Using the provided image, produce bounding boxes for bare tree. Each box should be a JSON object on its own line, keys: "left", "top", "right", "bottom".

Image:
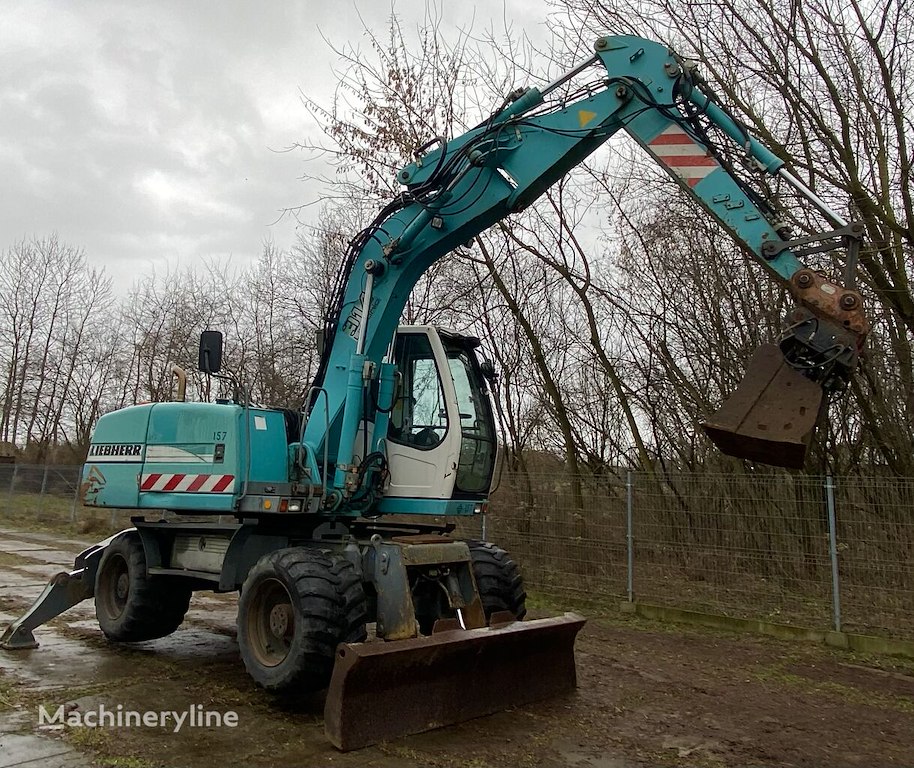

{"left": 554, "top": 0, "right": 914, "bottom": 471}
{"left": 0, "top": 236, "right": 114, "bottom": 460}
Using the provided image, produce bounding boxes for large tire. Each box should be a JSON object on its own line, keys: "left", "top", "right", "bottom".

{"left": 467, "top": 540, "right": 527, "bottom": 621}
{"left": 95, "top": 532, "right": 192, "bottom": 642}
{"left": 237, "top": 548, "right": 367, "bottom": 692}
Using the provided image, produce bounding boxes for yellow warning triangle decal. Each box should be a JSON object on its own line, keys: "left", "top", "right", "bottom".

{"left": 578, "top": 109, "right": 598, "bottom": 127}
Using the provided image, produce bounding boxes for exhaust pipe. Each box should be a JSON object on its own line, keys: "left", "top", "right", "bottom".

{"left": 171, "top": 364, "right": 188, "bottom": 402}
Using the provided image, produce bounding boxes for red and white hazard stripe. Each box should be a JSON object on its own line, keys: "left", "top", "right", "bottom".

{"left": 647, "top": 125, "right": 717, "bottom": 187}
{"left": 140, "top": 473, "right": 235, "bottom": 493}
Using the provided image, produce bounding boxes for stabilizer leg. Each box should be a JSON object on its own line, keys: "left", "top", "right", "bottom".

{"left": 0, "top": 530, "right": 129, "bottom": 650}
{"left": 0, "top": 569, "right": 93, "bottom": 649}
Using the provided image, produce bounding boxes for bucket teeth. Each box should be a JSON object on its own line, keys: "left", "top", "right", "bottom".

{"left": 324, "top": 613, "right": 586, "bottom": 751}
{"left": 702, "top": 344, "right": 824, "bottom": 469}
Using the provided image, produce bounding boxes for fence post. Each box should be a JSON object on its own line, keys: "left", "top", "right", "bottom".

{"left": 825, "top": 474, "right": 842, "bottom": 632}
{"left": 70, "top": 467, "right": 81, "bottom": 523}
{"left": 626, "top": 470, "right": 634, "bottom": 603}
{"left": 37, "top": 464, "right": 49, "bottom": 516}
{"left": 6, "top": 463, "right": 18, "bottom": 512}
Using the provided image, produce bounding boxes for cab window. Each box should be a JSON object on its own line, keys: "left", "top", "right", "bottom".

{"left": 389, "top": 334, "right": 448, "bottom": 449}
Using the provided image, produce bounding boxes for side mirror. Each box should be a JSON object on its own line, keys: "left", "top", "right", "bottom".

{"left": 198, "top": 330, "right": 224, "bottom": 374}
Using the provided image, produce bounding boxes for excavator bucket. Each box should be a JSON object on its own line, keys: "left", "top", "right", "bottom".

{"left": 701, "top": 344, "right": 823, "bottom": 469}
{"left": 324, "top": 612, "right": 586, "bottom": 751}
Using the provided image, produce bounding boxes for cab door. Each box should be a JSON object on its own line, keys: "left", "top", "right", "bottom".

{"left": 385, "top": 329, "right": 460, "bottom": 498}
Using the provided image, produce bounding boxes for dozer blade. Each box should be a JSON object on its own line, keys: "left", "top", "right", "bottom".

{"left": 701, "top": 343, "right": 823, "bottom": 469}
{"left": 324, "top": 612, "right": 586, "bottom": 751}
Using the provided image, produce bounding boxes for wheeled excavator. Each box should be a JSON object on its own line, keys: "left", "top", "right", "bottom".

{"left": 1, "top": 35, "right": 868, "bottom": 749}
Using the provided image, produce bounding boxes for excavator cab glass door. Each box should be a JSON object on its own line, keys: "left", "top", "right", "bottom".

{"left": 385, "top": 328, "right": 497, "bottom": 500}
{"left": 389, "top": 333, "right": 448, "bottom": 449}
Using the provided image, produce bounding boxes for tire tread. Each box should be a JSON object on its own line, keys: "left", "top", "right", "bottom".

{"left": 466, "top": 540, "right": 527, "bottom": 620}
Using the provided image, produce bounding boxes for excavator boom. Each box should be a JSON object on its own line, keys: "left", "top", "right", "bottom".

{"left": 310, "top": 35, "right": 867, "bottom": 478}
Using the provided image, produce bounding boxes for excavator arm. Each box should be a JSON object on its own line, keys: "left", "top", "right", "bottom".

{"left": 308, "top": 34, "right": 867, "bottom": 486}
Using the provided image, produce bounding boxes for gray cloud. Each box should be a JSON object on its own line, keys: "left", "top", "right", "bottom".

{"left": 1, "top": 1, "right": 551, "bottom": 292}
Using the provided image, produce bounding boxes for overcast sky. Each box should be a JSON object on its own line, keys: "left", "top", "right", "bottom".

{"left": 1, "top": 0, "right": 552, "bottom": 293}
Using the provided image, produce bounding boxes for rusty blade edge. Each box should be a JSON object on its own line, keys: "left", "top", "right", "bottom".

{"left": 337, "top": 612, "right": 585, "bottom": 659}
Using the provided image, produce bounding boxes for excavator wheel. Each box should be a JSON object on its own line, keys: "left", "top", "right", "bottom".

{"left": 467, "top": 540, "right": 527, "bottom": 621}
{"left": 237, "top": 548, "right": 367, "bottom": 692}
{"left": 95, "top": 532, "right": 191, "bottom": 642}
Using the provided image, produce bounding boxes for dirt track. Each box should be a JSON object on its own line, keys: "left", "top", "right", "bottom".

{"left": 1, "top": 526, "right": 912, "bottom": 768}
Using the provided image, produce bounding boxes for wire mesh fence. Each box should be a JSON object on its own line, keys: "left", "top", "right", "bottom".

{"left": 1, "top": 463, "right": 912, "bottom": 640}
{"left": 830, "top": 475, "right": 914, "bottom": 638}
{"left": 626, "top": 472, "right": 835, "bottom": 630}
{"left": 483, "top": 469, "right": 914, "bottom": 640}
{"left": 476, "top": 471, "right": 630, "bottom": 600}
{"left": 0, "top": 463, "right": 137, "bottom": 533}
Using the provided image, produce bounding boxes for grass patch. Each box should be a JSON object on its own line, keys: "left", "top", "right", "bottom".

{"left": 0, "top": 550, "right": 48, "bottom": 568}
{"left": 0, "top": 492, "right": 126, "bottom": 540}
{"left": 526, "top": 589, "right": 753, "bottom": 642}
{"left": 526, "top": 588, "right": 626, "bottom": 617}
{"left": 841, "top": 648, "right": 914, "bottom": 676}
{"left": 0, "top": 670, "right": 20, "bottom": 711}
{"left": 99, "top": 758, "right": 156, "bottom": 768}
{"left": 754, "top": 659, "right": 914, "bottom": 713}
{"left": 67, "top": 725, "right": 115, "bottom": 750}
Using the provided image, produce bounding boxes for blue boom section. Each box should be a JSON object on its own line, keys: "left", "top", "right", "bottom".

{"left": 305, "top": 34, "right": 807, "bottom": 481}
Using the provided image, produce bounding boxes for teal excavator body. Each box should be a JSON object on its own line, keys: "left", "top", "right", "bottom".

{"left": 82, "top": 402, "right": 299, "bottom": 513}
{"left": 4, "top": 34, "right": 868, "bottom": 751}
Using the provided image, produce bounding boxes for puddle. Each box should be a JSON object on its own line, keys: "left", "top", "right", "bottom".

{"left": 0, "top": 732, "right": 90, "bottom": 768}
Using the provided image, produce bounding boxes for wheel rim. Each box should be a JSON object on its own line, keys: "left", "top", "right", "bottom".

{"left": 98, "top": 553, "right": 129, "bottom": 620}
{"left": 246, "top": 577, "right": 295, "bottom": 667}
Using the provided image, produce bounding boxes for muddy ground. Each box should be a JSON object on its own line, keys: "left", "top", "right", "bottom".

{"left": 0, "top": 526, "right": 912, "bottom": 768}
